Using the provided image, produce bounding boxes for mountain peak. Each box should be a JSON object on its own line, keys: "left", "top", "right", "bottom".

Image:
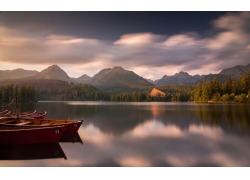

{"left": 111, "top": 66, "right": 124, "bottom": 71}
{"left": 91, "top": 66, "right": 153, "bottom": 92}
{"left": 174, "top": 71, "right": 190, "bottom": 77}
{"left": 47, "top": 64, "right": 61, "bottom": 69}
{"left": 79, "top": 74, "right": 90, "bottom": 78}
{"left": 34, "top": 65, "right": 70, "bottom": 81}
{"left": 156, "top": 71, "right": 202, "bottom": 85}
{"left": 113, "top": 66, "right": 123, "bottom": 69}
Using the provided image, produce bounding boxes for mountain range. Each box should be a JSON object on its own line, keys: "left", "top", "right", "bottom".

{"left": 152, "top": 71, "right": 205, "bottom": 85}
{"left": 0, "top": 63, "right": 249, "bottom": 93}
{"left": 0, "top": 68, "right": 38, "bottom": 80}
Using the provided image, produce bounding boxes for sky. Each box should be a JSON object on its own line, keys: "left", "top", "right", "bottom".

{"left": 1, "top": 10, "right": 250, "bottom": 80}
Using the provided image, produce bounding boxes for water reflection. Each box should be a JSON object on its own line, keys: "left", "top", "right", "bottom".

{"left": 4, "top": 101, "right": 250, "bottom": 166}
{"left": 194, "top": 104, "right": 250, "bottom": 133}
{"left": 0, "top": 132, "right": 83, "bottom": 162}
{"left": 59, "top": 132, "right": 83, "bottom": 144}
{"left": 0, "top": 143, "right": 66, "bottom": 160}
{"left": 78, "top": 120, "right": 250, "bottom": 166}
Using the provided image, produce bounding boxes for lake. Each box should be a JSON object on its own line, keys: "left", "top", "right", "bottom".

{"left": 1, "top": 101, "right": 250, "bottom": 167}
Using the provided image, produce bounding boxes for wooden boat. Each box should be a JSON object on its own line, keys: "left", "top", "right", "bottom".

{"left": 0, "top": 117, "right": 83, "bottom": 132}
{"left": 0, "top": 110, "right": 11, "bottom": 117}
{"left": 0, "top": 109, "right": 9, "bottom": 115}
{"left": 0, "top": 142, "right": 67, "bottom": 160}
{"left": 0, "top": 125, "right": 66, "bottom": 144}
{"left": 20, "top": 110, "right": 37, "bottom": 116}
{"left": 4, "top": 110, "right": 46, "bottom": 119}
{"left": 25, "top": 111, "right": 47, "bottom": 120}
{"left": 5, "top": 110, "right": 37, "bottom": 118}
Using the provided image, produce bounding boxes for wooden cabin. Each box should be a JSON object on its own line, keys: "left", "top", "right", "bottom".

{"left": 150, "top": 88, "right": 165, "bottom": 97}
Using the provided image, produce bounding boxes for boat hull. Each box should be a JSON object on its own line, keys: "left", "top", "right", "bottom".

{"left": 25, "top": 111, "right": 47, "bottom": 120}
{"left": 0, "top": 118, "right": 83, "bottom": 132}
{"left": 0, "top": 126, "right": 66, "bottom": 145}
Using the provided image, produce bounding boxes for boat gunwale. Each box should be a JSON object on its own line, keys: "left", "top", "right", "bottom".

{"left": 0, "top": 125, "right": 66, "bottom": 132}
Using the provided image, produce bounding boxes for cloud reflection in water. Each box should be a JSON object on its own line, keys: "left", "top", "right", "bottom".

{"left": 72, "top": 119, "right": 250, "bottom": 167}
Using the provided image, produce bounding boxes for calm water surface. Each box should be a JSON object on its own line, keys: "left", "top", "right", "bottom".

{"left": 1, "top": 101, "right": 250, "bottom": 167}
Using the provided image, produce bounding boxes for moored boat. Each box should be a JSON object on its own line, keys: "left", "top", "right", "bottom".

{"left": 3, "top": 110, "right": 47, "bottom": 119}
{"left": 4, "top": 110, "right": 37, "bottom": 118}
{"left": 0, "top": 109, "right": 9, "bottom": 115}
{"left": 0, "top": 125, "right": 66, "bottom": 144}
{"left": 0, "top": 117, "right": 83, "bottom": 132}
{"left": 0, "top": 110, "right": 11, "bottom": 117}
{"left": 25, "top": 111, "right": 47, "bottom": 120}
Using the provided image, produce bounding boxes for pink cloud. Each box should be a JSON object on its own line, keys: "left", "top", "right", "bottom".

{"left": 113, "top": 32, "right": 164, "bottom": 45}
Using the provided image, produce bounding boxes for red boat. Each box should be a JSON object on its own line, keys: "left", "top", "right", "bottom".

{"left": 5, "top": 110, "right": 37, "bottom": 118}
{"left": 0, "top": 117, "right": 83, "bottom": 132}
{"left": 0, "top": 110, "right": 11, "bottom": 117}
{"left": 4, "top": 110, "right": 47, "bottom": 120}
{"left": 0, "top": 125, "right": 66, "bottom": 144}
{"left": 0, "top": 109, "right": 9, "bottom": 115}
{"left": 26, "top": 111, "right": 47, "bottom": 120}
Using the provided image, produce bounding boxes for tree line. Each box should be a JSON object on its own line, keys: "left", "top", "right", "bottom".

{"left": 1, "top": 71, "right": 249, "bottom": 103}
{"left": 0, "top": 83, "right": 36, "bottom": 102}
{"left": 194, "top": 70, "right": 250, "bottom": 103}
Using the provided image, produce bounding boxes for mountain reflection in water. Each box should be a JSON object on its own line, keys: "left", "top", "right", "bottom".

{"left": 1, "top": 102, "right": 250, "bottom": 166}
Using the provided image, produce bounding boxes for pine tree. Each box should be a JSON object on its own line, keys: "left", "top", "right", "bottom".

{"left": 239, "top": 76, "right": 248, "bottom": 94}
{"left": 201, "top": 79, "right": 209, "bottom": 102}
{"left": 194, "top": 82, "right": 202, "bottom": 101}
{"left": 223, "top": 75, "right": 233, "bottom": 94}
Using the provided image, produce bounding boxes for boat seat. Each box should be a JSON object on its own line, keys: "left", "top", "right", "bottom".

{"left": 0, "top": 120, "right": 16, "bottom": 124}
{"left": 16, "top": 121, "right": 32, "bottom": 126}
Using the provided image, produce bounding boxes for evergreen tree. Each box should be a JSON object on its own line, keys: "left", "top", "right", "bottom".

{"left": 209, "top": 77, "right": 221, "bottom": 98}
{"left": 194, "top": 82, "right": 202, "bottom": 101}
{"left": 238, "top": 76, "right": 248, "bottom": 94}
{"left": 201, "top": 79, "right": 209, "bottom": 102}
{"left": 223, "top": 75, "right": 233, "bottom": 94}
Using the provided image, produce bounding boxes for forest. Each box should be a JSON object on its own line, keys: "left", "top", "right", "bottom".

{"left": 0, "top": 70, "right": 249, "bottom": 103}
{"left": 194, "top": 70, "right": 250, "bottom": 103}
{"left": 0, "top": 84, "right": 35, "bottom": 102}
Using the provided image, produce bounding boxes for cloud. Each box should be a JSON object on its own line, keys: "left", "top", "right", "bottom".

{"left": 113, "top": 32, "right": 164, "bottom": 45}
{"left": 1, "top": 12, "right": 250, "bottom": 79}
{"left": 162, "top": 33, "right": 201, "bottom": 47}
{"left": 211, "top": 12, "right": 250, "bottom": 31}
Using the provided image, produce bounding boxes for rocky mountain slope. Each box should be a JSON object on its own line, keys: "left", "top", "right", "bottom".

{"left": 90, "top": 66, "right": 154, "bottom": 92}
{"left": 155, "top": 71, "right": 204, "bottom": 85}
{"left": 32, "top": 65, "right": 70, "bottom": 82}
{"left": 219, "top": 63, "right": 250, "bottom": 79}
